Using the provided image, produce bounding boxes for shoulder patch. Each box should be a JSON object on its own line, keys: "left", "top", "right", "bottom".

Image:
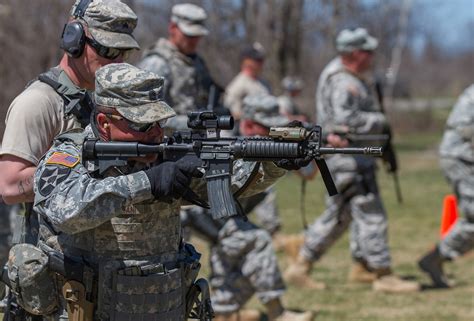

{"left": 46, "top": 152, "right": 80, "bottom": 168}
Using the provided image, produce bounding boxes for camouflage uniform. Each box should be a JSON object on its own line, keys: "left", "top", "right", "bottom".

{"left": 0, "top": 0, "right": 139, "bottom": 245}
{"left": 32, "top": 63, "right": 285, "bottom": 320}
{"left": 209, "top": 95, "right": 290, "bottom": 314}
{"left": 438, "top": 84, "right": 474, "bottom": 258}
{"left": 137, "top": 4, "right": 213, "bottom": 130}
{"left": 301, "top": 55, "right": 391, "bottom": 269}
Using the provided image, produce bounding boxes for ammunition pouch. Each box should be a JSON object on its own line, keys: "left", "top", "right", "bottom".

{"left": 7, "top": 243, "right": 58, "bottom": 315}
{"left": 97, "top": 243, "right": 202, "bottom": 321}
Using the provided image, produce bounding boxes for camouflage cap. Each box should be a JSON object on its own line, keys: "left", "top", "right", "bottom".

{"left": 242, "top": 94, "right": 289, "bottom": 128}
{"left": 71, "top": 0, "right": 139, "bottom": 49}
{"left": 282, "top": 76, "right": 304, "bottom": 92}
{"left": 336, "top": 28, "right": 378, "bottom": 53}
{"left": 171, "top": 3, "right": 209, "bottom": 37}
{"left": 95, "top": 63, "right": 176, "bottom": 123}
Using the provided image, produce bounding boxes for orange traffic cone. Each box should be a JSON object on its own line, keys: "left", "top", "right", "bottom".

{"left": 440, "top": 194, "right": 458, "bottom": 239}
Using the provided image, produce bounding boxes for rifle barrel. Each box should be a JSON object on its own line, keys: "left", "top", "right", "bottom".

{"left": 319, "top": 147, "right": 382, "bottom": 156}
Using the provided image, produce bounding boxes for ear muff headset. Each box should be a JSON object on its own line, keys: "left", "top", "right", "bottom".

{"left": 60, "top": 0, "right": 93, "bottom": 58}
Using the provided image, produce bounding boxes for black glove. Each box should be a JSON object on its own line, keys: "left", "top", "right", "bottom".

{"left": 144, "top": 155, "right": 203, "bottom": 203}
{"left": 275, "top": 156, "right": 313, "bottom": 170}
{"left": 275, "top": 120, "right": 313, "bottom": 170}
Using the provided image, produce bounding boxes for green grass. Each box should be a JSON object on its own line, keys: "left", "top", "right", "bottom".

{"left": 193, "top": 127, "right": 474, "bottom": 320}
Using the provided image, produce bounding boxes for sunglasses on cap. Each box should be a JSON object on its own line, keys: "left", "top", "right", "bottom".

{"left": 104, "top": 113, "right": 167, "bottom": 133}
{"left": 86, "top": 37, "right": 131, "bottom": 60}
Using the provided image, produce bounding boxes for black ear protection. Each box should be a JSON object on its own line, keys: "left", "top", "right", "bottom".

{"left": 60, "top": 0, "right": 93, "bottom": 58}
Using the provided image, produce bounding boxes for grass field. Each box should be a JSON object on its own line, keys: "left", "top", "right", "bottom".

{"left": 192, "top": 112, "right": 473, "bottom": 320}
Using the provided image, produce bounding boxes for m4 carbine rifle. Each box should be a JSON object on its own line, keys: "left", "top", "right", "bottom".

{"left": 83, "top": 111, "right": 383, "bottom": 220}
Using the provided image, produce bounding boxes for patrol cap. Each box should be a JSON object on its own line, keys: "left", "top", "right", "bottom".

{"left": 71, "top": 0, "right": 139, "bottom": 49}
{"left": 282, "top": 76, "right": 304, "bottom": 92}
{"left": 242, "top": 94, "right": 289, "bottom": 128}
{"left": 171, "top": 3, "right": 209, "bottom": 37}
{"left": 241, "top": 42, "right": 266, "bottom": 61}
{"left": 95, "top": 63, "right": 176, "bottom": 123}
{"left": 336, "top": 28, "right": 378, "bottom": 53}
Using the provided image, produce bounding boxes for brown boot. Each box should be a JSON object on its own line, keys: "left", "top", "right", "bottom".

{"left": 348, "top": 261, "right": 378, "bottom": 283}
{"left": 265, "top": 298, "right": 315, "bottom": 321}
{"left": 273, "top": 233, "right": 305, "bottom": 260}
{"left": 372, "top": 268, "right": 420, "bottom": 293}
{"left": 283, "top": 254, "right": 326, "bottom": 290}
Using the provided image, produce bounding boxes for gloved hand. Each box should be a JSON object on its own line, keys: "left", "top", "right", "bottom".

{"left": 144, "top": 155, "right": 203, "bottom": 203}
{"left": 275, "top": 156, "right": 313, "bottom": 171}
{"left": 275, "top": 120, "right": 313, "bottom": 170}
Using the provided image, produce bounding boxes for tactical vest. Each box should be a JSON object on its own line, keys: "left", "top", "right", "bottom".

{"left": 37, "top": 132, "right": 198, "bottom": 320}
{"left": 144, "top": 40, "right": 214, "bottom": 114}
{"left": 37, "top": 66, "right": 94, "bottom": 128}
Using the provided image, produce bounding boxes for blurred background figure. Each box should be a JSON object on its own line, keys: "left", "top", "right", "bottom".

{"left": 418, "top": 84, "right": 474, "bottom": 288}
{"left": 284, "top": 27, "right": 420, "bottom": 293}
{"left": 224, "top": 42, "right": 270, "bottom": 134}
{"left": 138, "top": 3, "right": 224, "bottom": 132}
{"left": 278, "top": 76, "right": 308, "bottom": 122}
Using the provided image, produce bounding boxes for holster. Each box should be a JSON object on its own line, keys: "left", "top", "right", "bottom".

{"left": 62, "top": 280, "right": 94, "bottom": 321}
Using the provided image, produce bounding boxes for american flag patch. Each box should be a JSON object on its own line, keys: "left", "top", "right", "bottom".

{"left": 46, "top": 152, "right": 80, "bottom": 168}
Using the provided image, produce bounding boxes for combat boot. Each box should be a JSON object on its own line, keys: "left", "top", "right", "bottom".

{"left": 283, "top": 254, "right": 326, "bottom": 289}
{"left": 265, "top": 298, "right": 315, "bottom": 321}
{"left": 372, "top": 268, "right": 420, "bottom": 293}
{"left": 418, "top": 246, "right": 451, "bottom": 288}
{"left": 273, "top": 233, "right": 305, "bottom": 260}
{"left": 348, "top": 260, "right": 378, "bottom": 283}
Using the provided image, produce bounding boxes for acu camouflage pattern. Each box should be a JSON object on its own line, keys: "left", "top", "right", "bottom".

{"left": 95, "top": 63, "right": 176, "bottom": 123}
{"left": 33, "top": 126, "right": 284, "bottom": 319}
{"left": 438, "top": 84, "right": 474, "bottom": 259}
{"left": 206, "top": 160, "right": 286, "bottom": 313}
{"left": 71, "top": 0, "right": 139, "bottom": 49}
{"left": 137, "top": 38, "right": 214, "bottom": 130}
{"left": 301, "top": 56, "right": 391, "bottom": 269}
{"left": 7, "top": 243, "right": 58, "bottom": 315}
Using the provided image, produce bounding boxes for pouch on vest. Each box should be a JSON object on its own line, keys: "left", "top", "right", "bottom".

{"left": 7, "top": 243, "right": 58, "bottom": 315}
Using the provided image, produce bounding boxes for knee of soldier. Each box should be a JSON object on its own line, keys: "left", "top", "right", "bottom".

{"left": 457, "top": 180, "right": 474, "bottom": 222}
{"left": 351, "top": 193, "right": 385, "bottom": 217}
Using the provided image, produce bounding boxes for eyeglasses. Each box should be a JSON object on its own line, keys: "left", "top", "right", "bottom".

{"left": 86, "top": 37, "right": 130, "bottom": 60}
{"left": 104, "top": 113, "right": 167, "bottom": 133}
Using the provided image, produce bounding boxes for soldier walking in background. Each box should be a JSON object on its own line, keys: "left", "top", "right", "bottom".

{"left": 137, "top": 3, "right": 219, "bottom": 131}
{"left": 284, "top": 28, "right": 420, "bottom": 293}
{"left": 418, "top": 84, "right": 474, "bottom": 287}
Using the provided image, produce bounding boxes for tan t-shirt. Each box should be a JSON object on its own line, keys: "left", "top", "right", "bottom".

{"left": 1, "top": 76, "right": 81, "bottom": 165}
{"left": 224, "top": 72, "right": 270, "bottom": 118}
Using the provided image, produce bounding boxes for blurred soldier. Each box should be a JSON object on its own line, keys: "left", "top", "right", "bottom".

{"left": 137, "top": 3, "right": 219, "bottom": 131}
{"left": 278, "top": 76, "right": 307, "bottom": 121}
{"left": 25, "top": 63, "right": 292, "bottom": 320}
{"left": 0, "top": 0, "right": 139, "bottom": 242}
{"left": 205, "top": 94, "right": 313, "bottom": 321}
{"left": 224, "top": 42, "right": 270, "bottom": 127}
{"left": 418, "top": 84, "right": 474, "bottom": 287}
{"left": 284, "top": 28, "right": 420, "bottom": 293}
